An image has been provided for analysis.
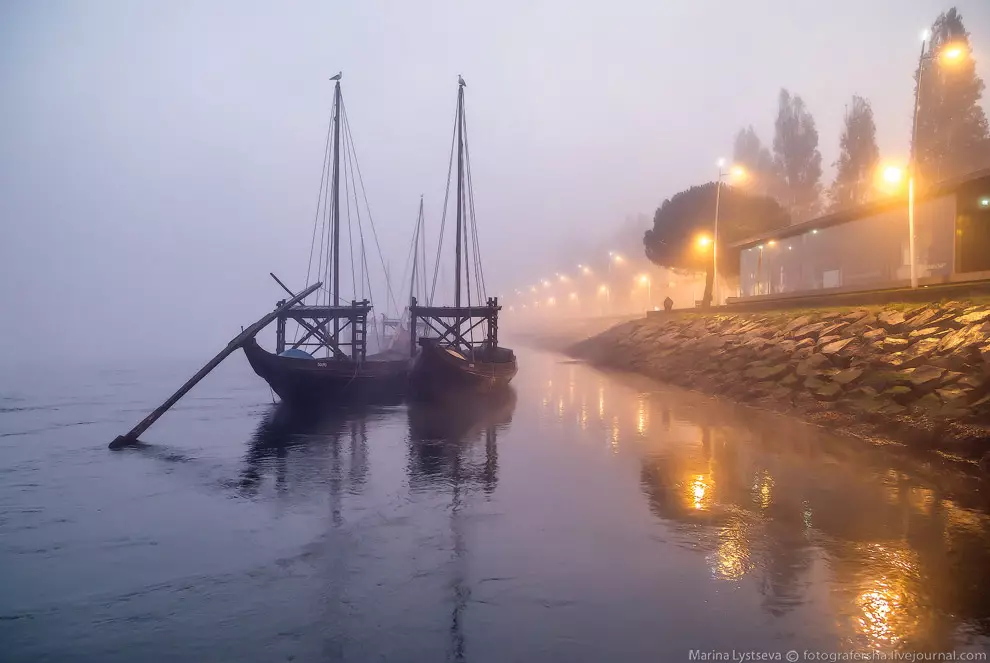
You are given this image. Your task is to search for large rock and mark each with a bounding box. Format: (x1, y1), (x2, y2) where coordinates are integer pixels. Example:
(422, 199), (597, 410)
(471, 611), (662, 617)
(909, 365), (945, 390)
(899, 337), (942, 367)
(937, 325), (988, 354)
(956, 309), (990, 326)
(833, 367), (864, 385)
(791, 322), (827, 341)
(863, 328), (886, 341)
(908, 327), (946, 339)
(906, 306), (940, 329)
(796, 353), (830, 376)
(820, 338), (855, 356)
(878, 310), (907, 330)
(842, 309), (872, 322)
(815, 382), (844, 400)
(784, 315), (814, 333)
(883, 337), (909, 350)
(883, 385), (915, 404)
(936, 386), (971, 407)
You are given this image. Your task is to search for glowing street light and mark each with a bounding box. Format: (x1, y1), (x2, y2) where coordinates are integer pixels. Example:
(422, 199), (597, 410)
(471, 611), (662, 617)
(941, 44), (966, 63)
(696, 234), (713, 249)
(542, 279), (551, 288)
(882, 165), (905, 184)
(980, 197), (990, 208)
(569, 292), (578, 301)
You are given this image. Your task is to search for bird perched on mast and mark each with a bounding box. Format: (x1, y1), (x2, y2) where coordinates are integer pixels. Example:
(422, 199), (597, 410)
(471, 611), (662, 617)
(458, 74), (466, 87)
(330, 72), (342, 81)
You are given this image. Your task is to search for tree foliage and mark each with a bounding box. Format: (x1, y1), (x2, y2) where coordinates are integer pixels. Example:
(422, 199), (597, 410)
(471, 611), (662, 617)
(772, 89), (823, 216)
(732, 126), (778, 198)
(643, 183), (790, 305)
(915, 7), (990, 181)
(829, 95), (880, 210)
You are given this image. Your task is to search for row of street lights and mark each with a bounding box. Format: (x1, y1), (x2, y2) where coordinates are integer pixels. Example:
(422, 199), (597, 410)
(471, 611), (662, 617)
(514, 251), (669, 311)
(515, 32), (969, 308)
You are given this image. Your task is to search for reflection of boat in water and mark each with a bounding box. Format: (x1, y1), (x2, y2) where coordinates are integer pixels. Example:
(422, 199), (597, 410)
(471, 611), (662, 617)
(239, 402), (390, 500)
(406, 388), (516, 661)
(406, 389), (516, 494)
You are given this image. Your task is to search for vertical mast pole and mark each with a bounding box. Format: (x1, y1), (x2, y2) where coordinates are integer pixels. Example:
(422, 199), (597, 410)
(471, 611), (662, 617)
(331, 79), (343, 339)
(410, 196), (424, 306)
(454, 80), (465, 308)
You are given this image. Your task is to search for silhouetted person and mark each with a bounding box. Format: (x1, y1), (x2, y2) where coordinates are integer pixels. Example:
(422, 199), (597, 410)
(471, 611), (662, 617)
(663, 296), (673, 312)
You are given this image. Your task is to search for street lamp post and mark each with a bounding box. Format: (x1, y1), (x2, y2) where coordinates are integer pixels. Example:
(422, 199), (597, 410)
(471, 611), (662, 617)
(908, 33), (967, 289)
(713, 160), (747, 306)
(714, 159), (725, 306)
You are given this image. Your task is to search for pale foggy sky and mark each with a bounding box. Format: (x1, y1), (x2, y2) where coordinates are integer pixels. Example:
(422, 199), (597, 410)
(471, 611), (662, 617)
(2, 1), (989, 362)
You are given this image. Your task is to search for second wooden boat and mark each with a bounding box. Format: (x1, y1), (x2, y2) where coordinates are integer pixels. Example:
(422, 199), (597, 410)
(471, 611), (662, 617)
(409, 76), (518, 397)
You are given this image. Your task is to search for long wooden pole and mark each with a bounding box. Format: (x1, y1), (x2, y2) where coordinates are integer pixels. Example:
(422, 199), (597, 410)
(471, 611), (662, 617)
(108, 282), (321, 449)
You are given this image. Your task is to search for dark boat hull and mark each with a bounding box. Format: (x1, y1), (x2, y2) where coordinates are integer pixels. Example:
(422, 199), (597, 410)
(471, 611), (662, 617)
(410, 343), (517, 399)
(243, 338), (408, 406)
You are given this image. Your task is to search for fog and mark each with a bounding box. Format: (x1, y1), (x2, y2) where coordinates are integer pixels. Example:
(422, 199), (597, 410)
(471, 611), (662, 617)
(2, 1), (988, 363)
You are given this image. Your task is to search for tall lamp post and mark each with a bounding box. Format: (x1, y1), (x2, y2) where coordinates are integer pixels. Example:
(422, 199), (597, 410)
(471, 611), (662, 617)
(908, 32), (966, 288)
(712, 159), (747, 306)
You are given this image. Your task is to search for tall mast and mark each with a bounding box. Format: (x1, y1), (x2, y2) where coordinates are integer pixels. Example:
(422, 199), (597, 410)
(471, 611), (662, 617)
(454, 78), (465, 308)
(410, 196), (424, 305)
(330, 78), (342, 337)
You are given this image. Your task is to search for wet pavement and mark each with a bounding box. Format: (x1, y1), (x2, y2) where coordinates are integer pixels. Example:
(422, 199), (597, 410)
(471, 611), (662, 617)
(2, 348), (989, 661)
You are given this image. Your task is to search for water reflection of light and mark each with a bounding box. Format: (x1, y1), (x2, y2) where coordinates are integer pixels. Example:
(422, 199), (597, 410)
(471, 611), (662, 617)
(908, 487), (934, 515)
(557, 398), (564, 418)
(753, 472), (774, 509)
(610, 417), (620, 452)
(579, 404), (588, 430)
(691, 474), (713, 511)
(636, 398), (648, 435)
(710, 524), (750, 580)
(852, 544), (920, 648)
(598, 386), (605, 420)
(857, 584), (903, 646)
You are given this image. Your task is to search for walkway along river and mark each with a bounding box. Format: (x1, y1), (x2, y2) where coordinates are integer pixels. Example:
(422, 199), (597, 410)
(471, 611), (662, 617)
(1, 347), (989, 660)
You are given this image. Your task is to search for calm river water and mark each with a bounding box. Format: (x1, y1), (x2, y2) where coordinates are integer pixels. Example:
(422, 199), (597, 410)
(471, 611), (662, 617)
(2, 347), (990, 661)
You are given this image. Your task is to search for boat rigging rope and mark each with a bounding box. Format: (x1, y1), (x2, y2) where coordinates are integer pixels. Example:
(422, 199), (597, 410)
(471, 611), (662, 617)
(341, 99), (399, 315)
(462, 110), (488, 304)
(343, 127), (357, 303)
(429, 97), (459, 306)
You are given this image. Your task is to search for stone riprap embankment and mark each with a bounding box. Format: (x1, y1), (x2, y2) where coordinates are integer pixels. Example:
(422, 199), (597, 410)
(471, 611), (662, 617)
(569, 302), (990, 459)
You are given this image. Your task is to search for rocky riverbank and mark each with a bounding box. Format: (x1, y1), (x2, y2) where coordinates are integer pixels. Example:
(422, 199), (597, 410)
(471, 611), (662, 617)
(567, 302), (990, 463)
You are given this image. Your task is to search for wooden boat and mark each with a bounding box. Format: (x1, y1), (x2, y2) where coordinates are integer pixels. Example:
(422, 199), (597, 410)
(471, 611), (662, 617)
(408, 77), (518, 397)
(243, 74), (409, 405)
(243, 337), (406, 406)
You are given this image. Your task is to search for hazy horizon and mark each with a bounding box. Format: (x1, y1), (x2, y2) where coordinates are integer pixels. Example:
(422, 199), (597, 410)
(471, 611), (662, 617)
(2, 1), (989, 362)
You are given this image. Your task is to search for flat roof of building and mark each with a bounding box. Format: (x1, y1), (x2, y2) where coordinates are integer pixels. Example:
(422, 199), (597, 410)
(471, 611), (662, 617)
(729, 166), (990, 251)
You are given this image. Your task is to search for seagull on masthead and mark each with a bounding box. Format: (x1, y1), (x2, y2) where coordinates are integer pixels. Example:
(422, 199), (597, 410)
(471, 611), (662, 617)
(330, 72), (342, 81)
(458, 75), (466, 87)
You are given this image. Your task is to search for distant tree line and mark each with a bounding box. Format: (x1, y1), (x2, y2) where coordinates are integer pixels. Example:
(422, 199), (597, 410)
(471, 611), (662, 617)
(643, 6), (989, 307)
